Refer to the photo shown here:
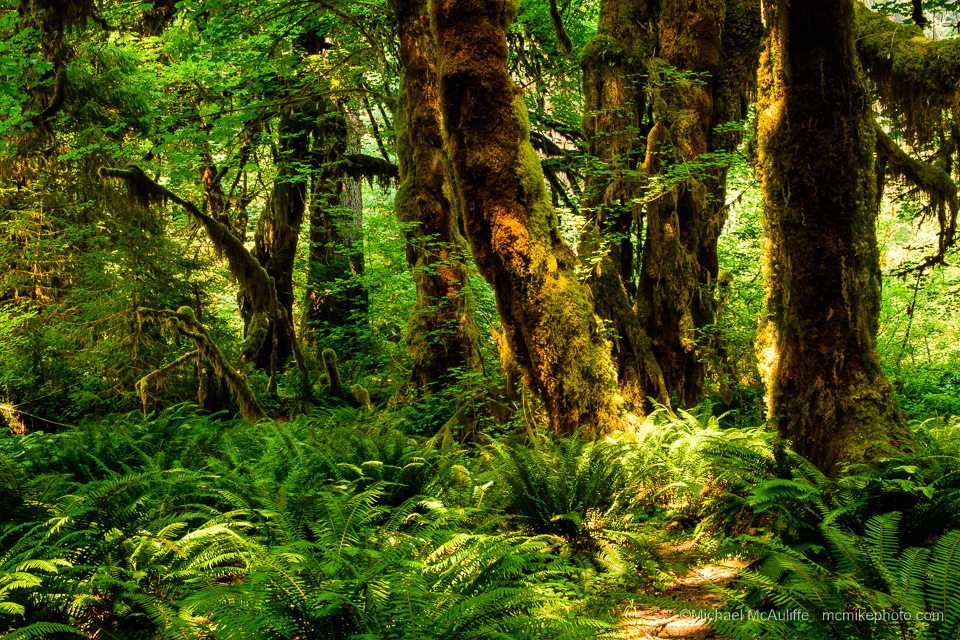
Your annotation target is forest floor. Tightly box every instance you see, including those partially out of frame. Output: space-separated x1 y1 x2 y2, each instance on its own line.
615 539 750 639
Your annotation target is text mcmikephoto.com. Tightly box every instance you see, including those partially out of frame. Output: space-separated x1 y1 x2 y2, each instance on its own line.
679 608 945 623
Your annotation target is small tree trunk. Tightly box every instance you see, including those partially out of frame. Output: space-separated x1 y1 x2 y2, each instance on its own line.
393 0 482 388
432 0 619 434
757 0 906 475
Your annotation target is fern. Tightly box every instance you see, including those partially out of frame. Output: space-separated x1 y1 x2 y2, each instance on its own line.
2 622 84 639
926 529 960 639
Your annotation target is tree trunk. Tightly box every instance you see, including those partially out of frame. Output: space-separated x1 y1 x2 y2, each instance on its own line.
335 105 370 323
756 0 906 475
432 0 619 434
637 0 762 408
393 0 482 389
301 105 369 356
247 109 309 370
580 0 761 409
579 0 668 407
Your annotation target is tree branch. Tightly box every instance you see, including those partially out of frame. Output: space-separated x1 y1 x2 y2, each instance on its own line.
100 165 311 394
876 124 959 273
137 308 266 419
855 2 960 142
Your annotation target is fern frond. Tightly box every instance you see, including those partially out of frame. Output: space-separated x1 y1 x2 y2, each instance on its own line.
2 622 84 639
926 529 960 640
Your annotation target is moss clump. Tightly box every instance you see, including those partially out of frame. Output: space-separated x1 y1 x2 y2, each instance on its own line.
579 34 628 67
351 384 372 413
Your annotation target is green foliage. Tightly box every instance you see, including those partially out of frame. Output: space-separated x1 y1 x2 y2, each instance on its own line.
490 434 656 582
2 0 960 635
616 406 960 639
713 511 960 640
0 409 616 639
4 398 960 639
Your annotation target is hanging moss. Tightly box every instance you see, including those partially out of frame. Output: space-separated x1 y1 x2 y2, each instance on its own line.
855 2 960 143
98 166 170 211
135 349 198 415
99 165 273 315
342 153 399 190
101 164 311 398
28 0 97 35
875 123 959 271
137 307 266 420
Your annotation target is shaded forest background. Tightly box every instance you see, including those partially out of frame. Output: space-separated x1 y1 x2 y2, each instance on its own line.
2 0 960 637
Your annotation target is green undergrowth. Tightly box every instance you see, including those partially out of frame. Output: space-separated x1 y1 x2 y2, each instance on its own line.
1 405 959 638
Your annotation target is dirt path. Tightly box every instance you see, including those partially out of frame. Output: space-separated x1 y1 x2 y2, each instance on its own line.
616 539 749 639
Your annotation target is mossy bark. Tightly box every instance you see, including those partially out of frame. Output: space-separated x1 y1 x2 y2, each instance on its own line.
854 1 960 144
580 0 761 409
393 0 482 389
248 110 309 372
756 0 906 476
637 0 762 408
432 0 619 434
579 0 667 407
136 307 266 420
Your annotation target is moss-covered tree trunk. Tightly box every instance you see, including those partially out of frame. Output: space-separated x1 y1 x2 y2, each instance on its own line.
392 0 482 388
246 109 309 370
579 0 667 406
643 1 762 408
757 0 905 475
301 109 370 355
432 0 619 434
331 106 370 324
581 0 761 409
